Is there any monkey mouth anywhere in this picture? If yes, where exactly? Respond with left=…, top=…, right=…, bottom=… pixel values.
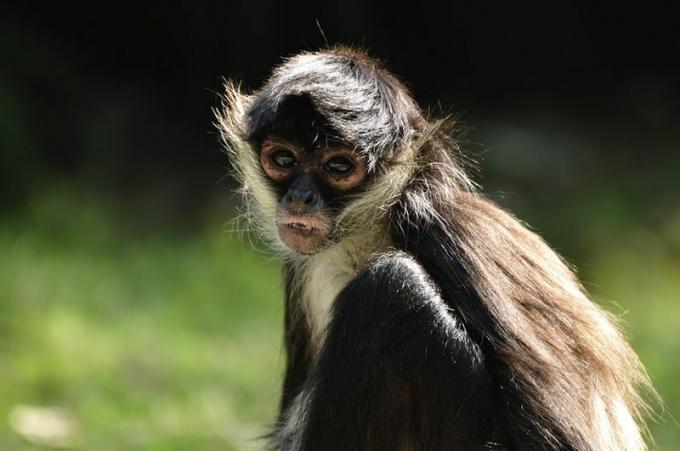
left=277, top=214, right=331, bottom=255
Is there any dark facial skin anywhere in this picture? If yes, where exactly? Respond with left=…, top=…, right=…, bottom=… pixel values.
left=259, top=136, right=367, bottom=255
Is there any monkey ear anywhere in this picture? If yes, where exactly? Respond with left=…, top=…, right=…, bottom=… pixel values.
left=215, top=81, right=282, bottom=252
left=214, top=80, right=253, bottom=157
left=214, top=80, right=260, bottom=187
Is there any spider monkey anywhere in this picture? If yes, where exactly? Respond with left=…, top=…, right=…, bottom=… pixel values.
left=217, top=47, right=653, bottom=451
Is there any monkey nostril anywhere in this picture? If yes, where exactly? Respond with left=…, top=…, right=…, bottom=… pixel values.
left=303, top=191, right=316, bottom=205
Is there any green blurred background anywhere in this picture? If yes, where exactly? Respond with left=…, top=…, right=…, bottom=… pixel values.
left=1, top=2, right=678, bottom=449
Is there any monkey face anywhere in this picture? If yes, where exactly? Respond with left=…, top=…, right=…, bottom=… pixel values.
left=259, top=137, right=367, bottom=255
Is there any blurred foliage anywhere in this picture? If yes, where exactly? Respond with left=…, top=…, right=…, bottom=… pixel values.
left=0, top=184, right=284, bottom=450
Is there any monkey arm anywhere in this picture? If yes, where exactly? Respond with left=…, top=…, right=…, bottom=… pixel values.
left=295, top=252, right=497, bottom=451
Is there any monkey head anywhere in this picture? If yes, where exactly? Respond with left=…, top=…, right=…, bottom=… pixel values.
left=251, top=95, right=370, bottom=254
left=258, top=137, right=367, bottom=254
left=218, top=48, right=425, bottom=256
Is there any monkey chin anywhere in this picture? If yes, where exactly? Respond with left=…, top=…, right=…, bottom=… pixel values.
left=276, top=215, right=332, bottom=255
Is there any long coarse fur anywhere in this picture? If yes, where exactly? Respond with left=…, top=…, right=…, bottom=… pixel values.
left=216, top=46, right=655, bottom=450
left=390, top=135, right=654, bottom=450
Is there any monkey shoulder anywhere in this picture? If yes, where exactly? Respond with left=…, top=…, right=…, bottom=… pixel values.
left=346, top=251, right=440, bottom=302
left=333, top=251, right=487, bottom=375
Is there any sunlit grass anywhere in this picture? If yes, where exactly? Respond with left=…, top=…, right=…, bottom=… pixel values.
left=0, top=187, right=284, bottom=450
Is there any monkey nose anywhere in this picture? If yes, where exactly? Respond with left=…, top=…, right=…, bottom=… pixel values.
left=284, top=189, right=320, bottom=213
left=286, top=190, right=316, bottom=205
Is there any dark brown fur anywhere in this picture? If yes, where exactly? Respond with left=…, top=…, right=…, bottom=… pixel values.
left=216, top=46, right=655, bottom=450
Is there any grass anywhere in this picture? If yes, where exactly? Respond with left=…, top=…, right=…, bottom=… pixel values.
left=0, top=185, right=678, bottom=449
left=0, top=186, right=284, bottom=450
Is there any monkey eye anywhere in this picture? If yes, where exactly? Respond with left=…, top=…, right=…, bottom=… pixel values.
left=323, top=157, right=354, bottom=175
left=271, top=149, right=297, bottom=168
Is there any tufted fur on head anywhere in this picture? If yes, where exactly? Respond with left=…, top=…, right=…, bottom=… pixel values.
left=216, top=46, right=656, bottom=450
left=246, top=47, right=426, bottom=173
left=215, top=46, right=456, bottom=257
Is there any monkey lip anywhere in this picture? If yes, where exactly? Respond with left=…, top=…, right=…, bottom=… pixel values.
left=281, top=218, right=318, bottom=235
left=278, top=215, right=325, bottom=234
left=277, top=215, right=331, bottom=254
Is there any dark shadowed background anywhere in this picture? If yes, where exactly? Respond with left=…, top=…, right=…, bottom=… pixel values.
left=1, top=2, right=678, bottom=449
